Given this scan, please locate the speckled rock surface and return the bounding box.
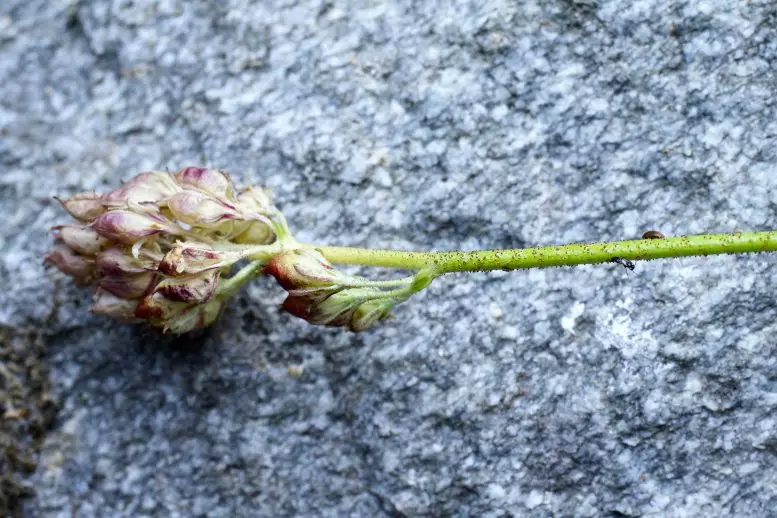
[3,0,777,516]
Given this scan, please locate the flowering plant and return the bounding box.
[47,167,777,333]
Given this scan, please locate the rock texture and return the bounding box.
[2,0,777,516]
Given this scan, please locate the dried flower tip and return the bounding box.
[167,191,240,226]
[266,249,341,291]
[52,225,110,256]
[54,192,105,222]
[44,246,96,286]
[159,299,224,334]
[96,246,160,275]
[102,172,180,207]
[174,167,235,201]
[99,272,156,299]
[350,299,394,331]
[91,210,182,244]
[158,242,244,276]
[90,290,141,322]
[153,271,220,303]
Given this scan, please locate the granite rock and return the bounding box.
[1,0,777,516]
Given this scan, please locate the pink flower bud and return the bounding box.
[52,225,110,256]
[54,192,106,222]
[44,246,96,286]
[90,290,141,322]
[265,249,341,291]
[153,271,219,303]
[167,191,239,226]
[102,172,180,207]
[91,210,182,244]
[99,272,156,299]
[349,299,394,331]
[174,167,235,201]
[96,246,160,275]
[158,243,244,276]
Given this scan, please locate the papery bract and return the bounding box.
[52,225,110,256]
[44,246,96,286]
[90,290,141,322]
[99,272,156,299]
[153,271,219,303]
[159,242,244,276]
[167,191,239,226]
[91,210,182,244]
[102,172,180,207]
[55,192,105,222]
[175,167,235,201]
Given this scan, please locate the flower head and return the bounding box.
[47,167,278,333]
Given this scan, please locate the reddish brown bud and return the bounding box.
[52,225,110,256]
[44,246,96,286]
[54,192,105,222]
[266,249,340,291]
[282,295,313,320]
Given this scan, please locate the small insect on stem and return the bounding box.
[642,230,665,239]
[610,257,635,271]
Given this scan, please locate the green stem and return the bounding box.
[217,260,264,299]
[303,231,777,274]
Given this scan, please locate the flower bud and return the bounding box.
[265,249,341,291]
[307,288,381,325]
[99,272,156,299]
[44,246,96,286]
[135,292,188,321]
[232,221,275,244]
[96,246,160,275]
[158,299,224,334]
[167,191,239,226]
[236,186,273,214]
[54,192,105,222]
[174,167,235,201]
[52,225,110,256]
[158,242,244,276]
[102,172,180,207]
[91,210,182,244]
[349,299,394,331]
[90,290,141,322]
[153,271,219,303]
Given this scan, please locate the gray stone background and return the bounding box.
[2,0,777,516]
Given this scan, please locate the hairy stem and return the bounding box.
[303,231,777,274]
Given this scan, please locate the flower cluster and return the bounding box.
[46,167,277,333]
[265,249,395,332]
